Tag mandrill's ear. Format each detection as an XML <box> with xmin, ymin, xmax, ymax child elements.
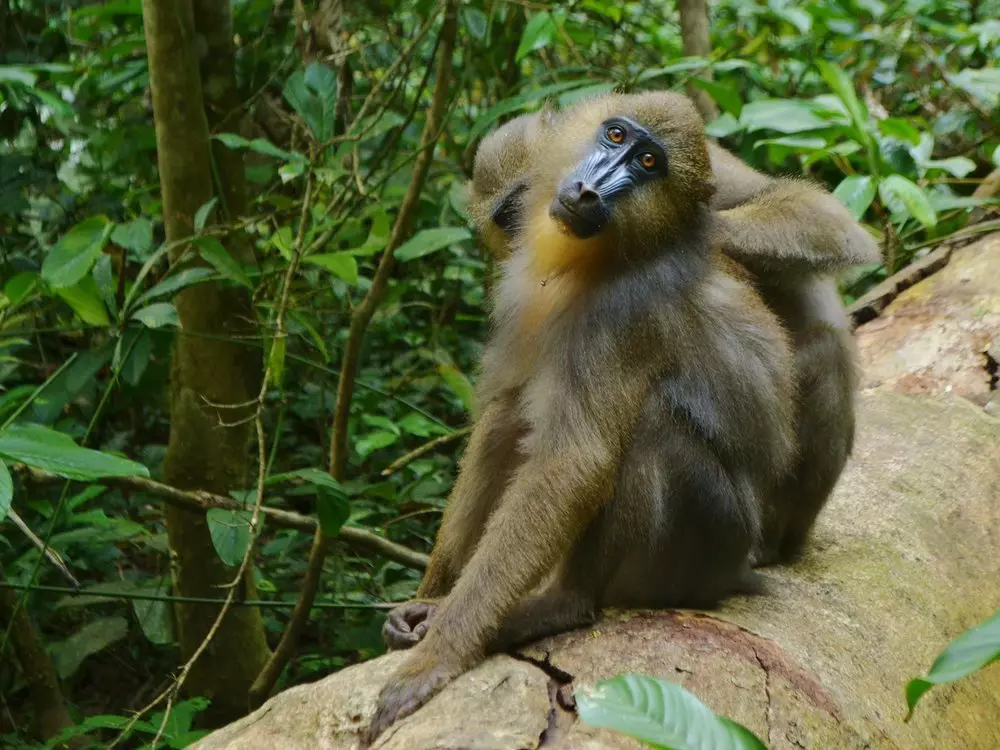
<box><xmin>491</xmin><ymin>179</ymin><xmax>529</xmax><ymax>233</ymax></box>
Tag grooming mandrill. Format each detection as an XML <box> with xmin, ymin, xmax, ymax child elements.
<box><xmin>363</xmin><ymin>91</ymin><xmax>798</xmax><ymax>744</ymax></box>
<box><xmin>464</xmin><ymin>102</ymin><xmax>880</xmax><ymax>566</ymax></box>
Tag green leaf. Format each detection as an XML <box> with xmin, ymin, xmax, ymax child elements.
<box><xmin>214</xmin><ymin>132</ymin><xmax>249</xmax><ymax>150</ymax></box>
<box><xmin>951</xmin><ymin>68</ymin><xmax>1000</xmax><ymax>106</ymax></box>
<box><xmin>833</xmin><ymin>175</ymin><xmax>877</xmax><ymax>220</ymax></box>
<box><xmin>0</xmin><ymin>460</ymin><xmax>11</xmax><ymax>523</ymax></box>
<box><xmin>356</xmin><ymin>430</ymin><xmax>398</xmax><ymax>458</ymax></box>
<box><xmin>42</xmin><ymin>216</ymin><xmax>114</xmax><ymax>289</ymax></box>
<box><xmin>279</xmin><ymin>160</ymin><xmax>307</xmax><ymax>183</ymax></box>
<box><xmin>816</xmin><ymin>62</ymin><xmax>870</xmax><ymax>140</ymax></box>
<box><xmin>395</xmin><ymin>227</ymin><xmax>472</xmax><ymax>262</ymax></box>
<box><xmin>438</xmin><ymin>364</ymin><xmax>475</xmax><ymax>413</ymax></box>
<box><xmin>133</xmin><ymin>267</ymin><xmax>216</xmax><ymax>308</ymax></box>
<box><xmin>303</xmin><ymin>252</ymin><xmax>359</xmax><ymax>285</ymax></box>
<box><xmin>690</xmin><ymin>79</ymin><xmax>743</xmax><ymax>117</ymax></box>
<box><xmin>194</xmin><ymin>236</ymin><xmax>253</xmax><ymax>288</ymax></box>
<box><xmin>194</xmin><ymin>198</ymin><xmax>218</xmax><ymax>232</ymax></box>
<box><xmin>131</xmin><ymin>595</ymin><xmax>175</xmax><ymax>645</ymax></box>
<box><xmin>0</xmin><ymin>424</ymin><xmax>149</xmax><ymax>481</ymax></box>
<box><xmin>879</xmin><ymin>175</ymin><xmax>937</xmax><ymax>228</ymax></box>
<box><xmin>576</xmin><ymin>674</ymin><xmax>767</xmax><ymax>750</ymax></box>
<box><xmin>248</xmin><ymin>138</ymin><xmax>305</xmax><ymax>162</ymax></box>
<box><xmin>206</xmin><ymin>508</ymin><xmax>252</xmax><ymax>567</ymax></box>
<box><xmin>350</xmin><ymin>208</ymin><xmax>391</xmax><ymax>256</ymax></box>
<box><xmin>130</xmin><ymin>302</ymin><xmax>179</xmax><ymax>329</ymax></box>
<box><xmin>920</xmin><ymin>157</ymin><xmax>977</xmax><ymax>178</ymax></box>
<box><xmin>516</xmin><ymin>11</ymin><xmax>556</xmax><ymax>61</ymax></box>
<box><xmin>267</xmin><ymin>466</ymin><xmax>346</xmax><ymax>492</ymax></box>
<box><xmin>705</xmin><ymin>113</ymin><xmax>743</xmax><ymax>138</ymax></box>
<box><xmin>461</xmin><ymin>7</ymin><xmax>488</xmax><ymax>40</ymax></box>
<box><xmin>50</xmin><ymin>617</ymin><xmax>129</xmax><ymax>679</ymax></box>
<box><xmin>0</xmin><ymin>65</ymin><xmax>37</xmax><ymax>86</ymax></box>
<box><xmin>268</xmin><ymin>335</ymin><xmax>286</xmax><ymax>388</ymax></box>
<box><xmin>54</xmin><ymin>277</ymin><xmax>110</xmax><ymax>326</ymax></box>
<box><xmin>740</xmin><ymin>99</ymin><xmax>830</xmax><ymax>134</ymax></box>
<box><xmin>469</xmin><ymin>81</ymin><xmax>590</xmax><ymax>142</ymax></box>
<box><xmin>111</xmin><ymin>217</ymin><xmax>153</xmax><ymax>256</ymax></box>
<box><xmin>906</xmin><ymin>609</ymin><xmax>1000</xmax><ymax>719</ymax></box>
<box><xmin>878</xmin><ymin>118</ymin><xmax>922</xmax><ymax>145</ymax></box>
<box><xmin>3</xmin><ymin>272</ymin><xmax>39</xmax><ymax>307</ymax></box>
<box><xmin>775</xmin><ymin>5</ymin><xmax>811</xmax><ymax>32</ymax></box>
<box><xmin>316</xmin><ymin>492</ymin><xmax>350</xmax><ymax>536</ymax></box>
<box><xmin>283</xmin><ymin>63</ymin><xmax>338</xmax><ymax>141</ymax></box>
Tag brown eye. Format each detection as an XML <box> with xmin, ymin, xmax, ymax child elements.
<box><xmin>639</xmin><ymin>152</ymin><xmax>657</xmax><ymax>169</ymax></box>
<box><xmin>607</xmin><ymin>126</ymin><xmax>625</xmax><ymax>144</ymax></box>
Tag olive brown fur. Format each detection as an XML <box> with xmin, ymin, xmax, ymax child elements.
<box><xmin>363</xmin><ymin>91</ymin><xmax>801</xmax><ymax>745</ymax></box>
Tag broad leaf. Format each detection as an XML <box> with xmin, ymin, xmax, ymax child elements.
<box><xmin>195</xmin><ymin>236</ymin><xmax>253</xmax><ymax>288</ymax></box>
<box><xmin>438</xmin><ymin>364</ymin><xmax>475</xmax><ymax>413</ymax></box>
<box><xmin>740</xmin><ymin>99</ymin><xmax>830</xmax><ymax>134</ymax></box>
<box><xmin>515</xmin><ymin>11</ymin><xmax>556</xmax><ymax>61</ymax></box>
<box><xmin>690</xmin><ymin>79</ymin><xmax>743</xmax><ymax>117</ymax></box>
<box><xmin>132</xmin><ymin>595</ymin><xmax>175</xmax><ymax>645</ymax></box>
<box><xmin>51</xmin><ymin>617</ymin><xmax>129</xmax><ymax>679</ymax></box>
<box><xmin>54</xmin><ymin>276</ymin><xmax>111</xmax><ymax>326</ymax></box>
<box><xmin>879</xmin><ymin>175</ymin><xmax>937</xmax><ymax>228</ymax></box>
<box><xmin>3</xmin><ymin>272</ymin><xmax>38</xmax><ymax>307</ymax></box>
<box><xmin>133</xmin><ymin>267</ymin><xmax>216</xmax><ymax>308</ymax></box>
<box><xmin>111</xmin><ymin>217</ymin><xmax>153</xmax><ymax>256</ymax></box>
<box><xmin>356</xmin><ymin>430</ymin><xmax>398</xmax><ymax>458</ymax></box>
<box><xmin>920</xmin><ymin>157</ymin><xmax>977</xmax><ymax>178</ymax></box>
<box><xmin>395</xmin><ymin>227</ymin><xmax>471</xmax><ymax>262</ymax></box>
<box><xmin>0</xmin><ymin>424</ymin><xmax>149</xmax><ymax>481</ymax></box>
<box><xmin>816</xmin><ymin>60</ymin><xmax>870</xmax><ymax>142</ymax></box>
<box><xmin>460</xmin><ymin>7</ymin><xmax>488</xmax><ymax>40</ymax></box>
<box><xmin>284</xmin><ymin>62</ymin><xmax>338</xmax><ymax>141</ymax></box>
<box><xmin>42</xmin><ymin>216</ymin><xmax>114</xmax><ymax>289</ymax></box>
<box><xmin>316</xmin><ymin>492</ymin><xmax>350</xmax><ymax>536</ymax></box>
<box><xmin>576</xmin><ymin>674</ymin><xmax>766</xmax><ymax>750</ymax></box>
<box><xmin>130</xmin><ymin>302</ymin><xmax>179</xmax><ymax>329</ymax></box>
<box><xmin>951</xmin><ymin>68</ymin><xmax>1000</xmax><ymax>106</ymax></box>
<box><xmin>206</xmin><ymin>508</ymin><xmax>253</xmax><ymax>567</ymax></box>
<box><xmin>906</xmin><ymin>609</ymin><xmax>1000</xmax><ymax>718</ymax></box>
<box><xmin>304</xmin><ymin>252</ymin><xmax>359</xmax><ymax>285</ymax></box>
<box><xmin>833</xmin><ymin>175</ymin><xmax>877</xmax><ymax>220</ymax></box>
<box><xmin>0</xmin><ymin>460</ymin><xmax>11</xmax><ymax>523</ymax></box>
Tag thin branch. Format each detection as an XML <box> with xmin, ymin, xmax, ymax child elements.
<box><xmin>247</xmin><ymin>2</ymin><xmax>459</xmax><ymax>709</ymax></box>
<box><xmin>15</xmin><ymin>466</ymin><xmax>429</xmax><ymax>570</ymax></box>
<box><xmin>381</xmin><ymin>426</ymin><xmax>472</xmax><ymax>476</ymax></box>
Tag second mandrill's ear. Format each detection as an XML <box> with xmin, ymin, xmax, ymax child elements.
<box><xmin>491</xmin><ymin>180</ymin><xmax>529</xmax><ymax>233</ymax></box>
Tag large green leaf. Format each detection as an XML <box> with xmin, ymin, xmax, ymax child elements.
<box><xmin>0</xmin><ymin>460</ymin><xmax>11</xmax><ymax>523</ymax></box>
<box><xmin>316</xmin><ymin>492</ymin><xmax>350</xmax><ymax>537</ymax></box>
<box><xmin>576</xmin><ymin>674</ymin><xmax>766</xmax><ymax>750</ymax></box>
<box><xmin>111</xmin><ymin>217</ymin><xmax>153</xmax><ymax>257</ymax></box>
<box><xmin>906</xmin><ymin>609</ymin><xmax>1000</xmax><ymax>718</ymax></box>
<box><xmin>395</xmin><ymin>227</ymin><xmax>472</xmax><ymax>262</ymax></box>
<box><xmin>303</xmin><ymin>252</ymin><xmax>359</xmax><ymax>285</ymax></box>
<box><xmin>54</xmin><ymin>276</ymin><xmax>111</xmax><ymax>326</ymax></box>
<box><xmin>438</xmin><ymin>363</ymin><xmax>475</xmax><ymax>413</ymax></box>
<box><xmin>740</xmin><ymin>99</ymin><xmax>830</xmax><ymax>134</ymax></box>
<box><xmin>130</xmin><ymin>302</ymin><xmax>179</xmax><ymax>329</ymax></box>
<box><xmin>515</xmin><ymin>11</ymin><xmax>556</xmax><ymax>61</ymax></box>
<box><xmin>951</xmin><ymin>68</ymin><xmax>1000</xmax><ymax>106</ymax></box>
<box><xmin>283</xmin><ymin>62</ymin><xmax>338</xmax><ymax>141</ymax></box>
<box><xmin>4</xmin><ymin>272</ymin><xmax>39</xmax><ymax>307</ymax></box>
<box><xmin>833</xmin><ymin>175</ymin><xmax>877</xmax><ymax>220</ymax></box>
<box><xmin>133</xmin><ymin>267</ymin><xmax>216</xmax><ymax>308</ymax></box>
<box><xmin>194</xmin><ymin>236</ymin><xmax>253</xmax><ymax>288</ymax></box>
<box><xmin>0</xmin><ymin>424</ymin><xmax>149</xmax><ymax>481</ymax></box>
<box><xmin>206</xmin><ymin>508</ymin><xmax>253</xmax><ymax>567</ymax></box>
<box><xmin>42</xmin><ymin>216</ymin><xmax>115</xmax><ymax>289</ymax></box>
<box><xmin>879</xmin><ymin>175</ymin><xmax>937</xmax><ymax>228</ymax></box>
<box><xmin>816</xmin><ymin>60</ymin><xmax>870</xmax><ymax>142</ymax></box>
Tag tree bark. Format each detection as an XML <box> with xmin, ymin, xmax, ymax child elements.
<box><xmin>141</xmin><ymin>0</ymin><xmax>270</xmax><ymax>722</ymax></box>
<box><xmin>678</xmin><ymin>0</ymin><xmax>719</xmax><ymax>123</ymax></box>
<box><xmin>0</xmin><ymin>568</ymin><xmax>75</xmax><ymax>745</ymax></box>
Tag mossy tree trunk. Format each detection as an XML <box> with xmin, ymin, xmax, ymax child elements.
<box><xmin>141</xmin><ymin>0</ymin><xmax>270</xmax><ymax>722</ymax></box>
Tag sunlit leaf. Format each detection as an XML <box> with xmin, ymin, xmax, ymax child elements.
<box><xmin>833</xmin><ymin>175</ymin><xmax>877</xmax><ymax>220</ymax></box>
<box><xmin>130</xmin><ymin>302</ymin><xmax>179</xmax><ymax>329</ymax></box>
<box><xmin>395</xmin><ymin>227</ymin><xmax>472</xmax><ymax>262</ymax></box>
<box><xmin>0</xmin><ymin>65</ymin><xmax>37</xmax><ymax>85</ymax></box>
<box><xmin>206</xmin><ymin>508</ymin><xmax>252</xmax><ymax>567</ymax></box>
<box><xmin>194</xmin><ymin>236</ymin><xmax>253</xmax><ymax>288</ymax></box>
<box><xmin>303</xmin><ymin>252</ymin><xmax>359</xmax><ymax>285</ymax></box>
<box><xmin>111</xmin><ymin>217</ymin><xmax>154</xmax><ymax>257</ymax></box>
<box><xmin>516</xmin><ymin>11</ymin><xmax>556</xmax><ymax>61</ymax></box>
<box><xmin>0</xmin><ymin>424</ymin><xmax>149</xmax><ymax>481</ymax></box>
<box><xmin>740</xmin><ymin>99</ymin><xmax>830</xmax><ymax>133</ymax></box>
<box><xmin>576</xmin><ymin>673</ymin><xmax>766</xmax><ymax>750</ymax></box>
<box><xmin>879</xmin><ymin>175</ymin><xmax>937</xmax><ymax>228</ymax></box>
<box><xmin>54</xmin><ymin>277</ymin><xmax>111</xmax><ymax>326</ymax></box>
<box><xmin>3</xmin><ymin>272</ymin><xmax>39</xmax><ymax>307</ymax></box>
<box><xmin>920</xmin><ymin>157</ymin><xmax>977</xmax><ymax>178</ymax></box>
<box><xmin>906</xmin><ymin>609</ymin><xmax>1000</xmax><ymax>719</ymax></box>
<box><xmin>438</xmin><ymin>364</ymin><xmax>475</xmax><ymax>413</ymax></box>
<box><xmin>951</xmin><ymin>68</ymin><xmax>1000</xmax><ymax>106</ymax></box>
<box><xmin>42</xmin><ymin>216</ymin><xmax>115</xmax><ymax>289</ymax></box>
<box><xmin>878</xmin><ymin>118</ymin><xmax>921</xmax><ymax>145</ymax></box>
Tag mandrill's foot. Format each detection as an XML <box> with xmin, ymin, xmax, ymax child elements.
<box><xmin>382</xmin><ymin>600</ymin><xmax>438</xmax><ymax>650</ymax></box>
<box><xmin>362</xmin><ymin>644</ymin><xmax>470</xmax><ymax>747</ymax></box>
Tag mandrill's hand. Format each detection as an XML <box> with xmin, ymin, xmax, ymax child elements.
<box><xmin>382</xmin><ymin>600</ymin><xmax>438</xmax><ymax>650</ymax></box>
<box><xmin>362</xmin><ymin>640</ymin><xmax>472</xmax><ymax>747</ymax></box>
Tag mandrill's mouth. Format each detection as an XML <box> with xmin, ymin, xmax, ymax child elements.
<box><xmin>549</xmin><ymin>196</ymin><xmax>604</xmax><ymax>239</ymax></box>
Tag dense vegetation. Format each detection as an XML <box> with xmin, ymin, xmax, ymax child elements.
<box><xmin>1</xmin><ymin>0</ymin><xmax>997</xmax><ymax>746</ymax></box>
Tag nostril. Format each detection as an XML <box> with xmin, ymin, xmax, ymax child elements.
<box><xmin>575</xmin><ymin>181</ymin><xmax>599</xmax><ymax>204</ymax></box>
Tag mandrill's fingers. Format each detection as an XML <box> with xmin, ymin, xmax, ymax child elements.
<box><xmin>382</xmin><ymin>601</ymin><xmax>438</xmax><ymax>650</ymax></box>
<box><xmin>361</xmin><ymin>649</ymin><xmax>464</xmax><ymax>748</ymax></box>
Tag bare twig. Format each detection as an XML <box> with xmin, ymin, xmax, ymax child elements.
<box><xmin>6</xmin><ymin>509</ymin><xmax>79</xmax><ymax>589</ymax></box>
<box><xmin>247</xmin><ymin>2</ymin><xmax>459</xmax><ymax>709</ymax></box>
<box><xmin>381</xmin><ymin>426</ymin><xmax>472</xmax><ymax>476</ymax></box>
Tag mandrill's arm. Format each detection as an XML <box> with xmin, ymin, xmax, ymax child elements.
<box><xmin>363</xmin><ymin>379</ymin><xmax>635</xmax><ymax>746</ymax></box>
